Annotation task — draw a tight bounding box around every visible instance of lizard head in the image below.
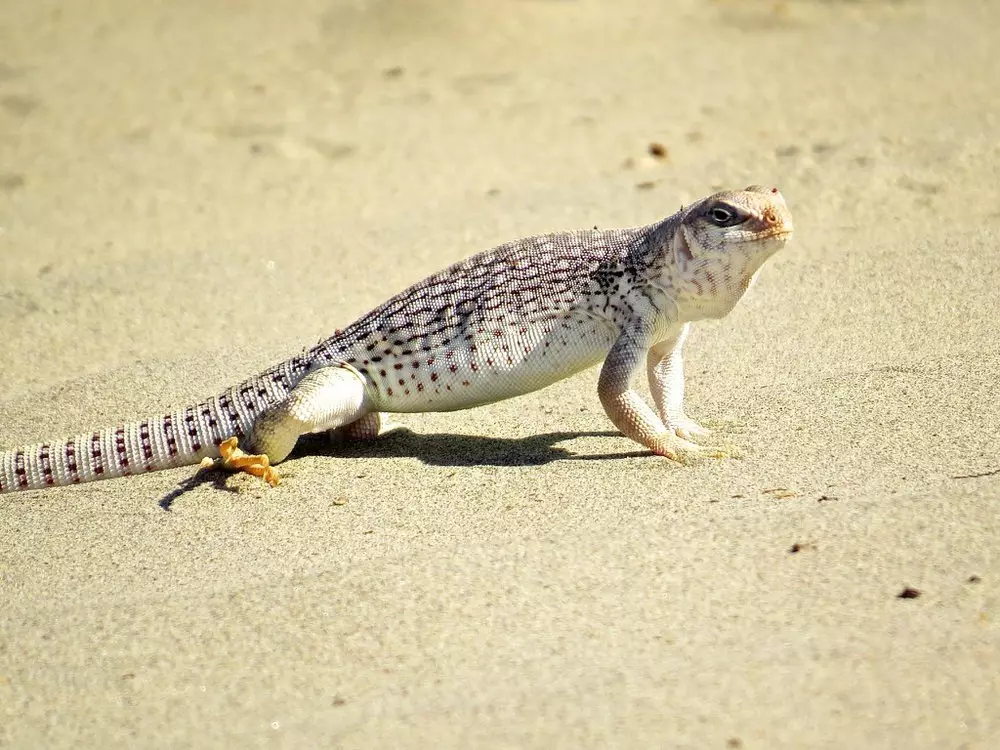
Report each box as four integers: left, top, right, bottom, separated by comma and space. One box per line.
672, 185, 794, 319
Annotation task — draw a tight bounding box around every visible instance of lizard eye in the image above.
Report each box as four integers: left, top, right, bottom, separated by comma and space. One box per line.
707, 204, 742, 227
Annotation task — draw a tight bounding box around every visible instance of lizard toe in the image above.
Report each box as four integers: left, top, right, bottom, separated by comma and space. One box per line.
201, 436, 281, 487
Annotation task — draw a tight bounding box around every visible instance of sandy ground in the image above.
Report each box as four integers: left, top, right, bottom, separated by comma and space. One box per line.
1, 0, 999, 747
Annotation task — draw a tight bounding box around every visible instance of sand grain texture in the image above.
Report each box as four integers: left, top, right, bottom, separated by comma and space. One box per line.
1, 0, 999, 747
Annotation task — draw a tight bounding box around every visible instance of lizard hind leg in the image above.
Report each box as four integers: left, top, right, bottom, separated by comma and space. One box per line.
213, 365, 372, 486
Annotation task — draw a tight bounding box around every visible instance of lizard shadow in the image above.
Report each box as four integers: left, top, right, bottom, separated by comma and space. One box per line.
159, 429, 653, 509
296, 428, 654, 468
159, 468, 239, 511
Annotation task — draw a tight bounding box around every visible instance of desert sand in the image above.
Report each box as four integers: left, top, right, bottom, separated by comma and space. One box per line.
1, 0, 999, 747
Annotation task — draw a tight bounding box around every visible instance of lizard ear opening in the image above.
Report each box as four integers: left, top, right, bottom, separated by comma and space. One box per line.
674, 227, 695, 264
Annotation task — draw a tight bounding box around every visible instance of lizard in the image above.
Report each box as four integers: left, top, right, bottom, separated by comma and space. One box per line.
0, 185, 793, 494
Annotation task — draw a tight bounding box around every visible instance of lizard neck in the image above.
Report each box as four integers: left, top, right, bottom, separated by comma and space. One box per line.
669, 224, 774, 320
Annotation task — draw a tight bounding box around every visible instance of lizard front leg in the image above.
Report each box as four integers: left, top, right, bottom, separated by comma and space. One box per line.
338, 412, 403, 441
599, 324, 719, 464
646, 323, 711, 442
203, 365, 372, 486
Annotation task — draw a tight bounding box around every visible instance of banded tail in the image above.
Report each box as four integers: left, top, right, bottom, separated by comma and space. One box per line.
0, 356, 311, 494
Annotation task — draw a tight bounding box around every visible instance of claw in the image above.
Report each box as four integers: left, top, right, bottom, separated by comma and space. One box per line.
199, 436, 280, 487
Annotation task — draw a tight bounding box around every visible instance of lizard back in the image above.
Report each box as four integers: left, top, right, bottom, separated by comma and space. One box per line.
308, 223, 665, 411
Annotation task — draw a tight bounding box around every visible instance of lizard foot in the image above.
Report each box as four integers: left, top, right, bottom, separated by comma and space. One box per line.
199, 437, 280, 487
652, 436, 738, 465
667, 416, 713, 443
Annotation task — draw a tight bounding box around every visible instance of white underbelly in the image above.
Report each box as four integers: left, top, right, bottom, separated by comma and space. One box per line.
370, 317, 618, 413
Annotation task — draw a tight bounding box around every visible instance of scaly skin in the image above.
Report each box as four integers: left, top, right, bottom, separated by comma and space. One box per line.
0, 186, 793, 493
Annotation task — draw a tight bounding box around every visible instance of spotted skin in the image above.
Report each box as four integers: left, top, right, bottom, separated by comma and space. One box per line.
313, 225, 652, 411
0, 186, 793, 494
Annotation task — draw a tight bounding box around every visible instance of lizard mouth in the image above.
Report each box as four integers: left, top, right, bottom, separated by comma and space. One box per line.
742, 228, 793, 243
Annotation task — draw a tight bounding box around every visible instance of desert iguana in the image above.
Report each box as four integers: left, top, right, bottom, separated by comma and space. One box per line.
0, 186, 793, 493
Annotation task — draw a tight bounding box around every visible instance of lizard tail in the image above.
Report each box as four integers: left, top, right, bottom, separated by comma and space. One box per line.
0, 356, 311, 494
0, 409, 230, 493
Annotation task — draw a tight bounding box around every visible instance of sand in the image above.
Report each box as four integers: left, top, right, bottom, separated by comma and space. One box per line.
1, 0, 999, 746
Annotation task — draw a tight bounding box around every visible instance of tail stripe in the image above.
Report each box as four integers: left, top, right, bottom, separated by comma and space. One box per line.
65, 439, 80, 482
39, 444, 54, 485
184, 406, 202, 453
14, 450, 28, 489
90, 433, 104, 475
217, 393, 242, 438
162, 414, 178, 457
139, 421, 154, 469
114, 426, 130, 472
